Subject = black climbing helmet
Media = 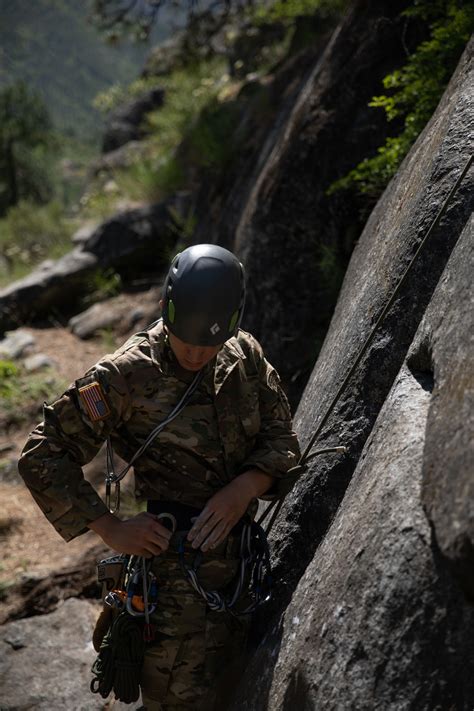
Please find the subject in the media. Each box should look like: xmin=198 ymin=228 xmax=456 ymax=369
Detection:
xmin=162 ymin=244 xmax=246 ymax=346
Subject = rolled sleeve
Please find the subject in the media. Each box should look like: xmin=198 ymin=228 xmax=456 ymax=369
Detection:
xmin=18 ymin=358 xmax=130 ymax=542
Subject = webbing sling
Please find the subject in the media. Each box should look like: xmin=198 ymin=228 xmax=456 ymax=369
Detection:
xmin=105 ymin=366 xmax=205 ymax=512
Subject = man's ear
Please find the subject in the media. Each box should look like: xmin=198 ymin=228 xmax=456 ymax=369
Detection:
xmin=159 ymin=299 xmax=163 ymax=310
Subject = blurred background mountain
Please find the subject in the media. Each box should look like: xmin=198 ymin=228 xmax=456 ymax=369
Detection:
xmin=0 ymin=0 xmax=176 ymax=142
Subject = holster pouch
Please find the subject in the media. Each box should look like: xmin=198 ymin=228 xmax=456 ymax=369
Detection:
xmin=92 ymin=554 xmax=128 ymax=653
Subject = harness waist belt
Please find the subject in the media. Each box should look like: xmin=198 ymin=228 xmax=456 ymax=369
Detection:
xmin=147 ymin=499 xmax=247 ymax=535
xmin=147 ymin=500 xmax=202 ymax=531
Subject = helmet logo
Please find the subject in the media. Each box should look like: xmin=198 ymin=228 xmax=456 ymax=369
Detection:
xmin=210 ymin=323 xmax=221 ymax=335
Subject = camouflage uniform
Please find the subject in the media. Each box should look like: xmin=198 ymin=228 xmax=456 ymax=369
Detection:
xmin=18 ymin=320 xmax=301 ymax=710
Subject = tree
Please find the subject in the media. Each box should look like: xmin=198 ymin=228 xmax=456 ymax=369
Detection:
xmin=0 ymin=81 xmax=53 ymax=216
xmin=90 ymin=0 xmax=237 ymax=41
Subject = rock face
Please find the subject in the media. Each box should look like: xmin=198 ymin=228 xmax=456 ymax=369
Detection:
xmin=193 ymin=0 xmax=427 ymax=405
xmin=0 ymin=250 xmax=98 ymax=333
xmin=0 ymin=598 xmax=101 ymax=710
xmin=102 ymin=87 xmax=165 ymax=153
xmin=229 ymin=35 xmax=473 ymax=711
xmin=237 ymin=338 xmax=474 ymax=709
xmin=418 ymin=215 xmax=474 ymax=601
xmin=0 ymin=597 xmax=141 ymax=710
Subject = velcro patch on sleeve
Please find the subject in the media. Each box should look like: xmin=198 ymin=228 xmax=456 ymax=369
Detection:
xmin=78 ymin=382 xmax=111 ymax=421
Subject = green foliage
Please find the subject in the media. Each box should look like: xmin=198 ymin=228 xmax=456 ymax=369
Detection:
xmin=88 ymin=59 xmax=234 ymax=208
xmin=93 ymin=77 xmax=158 ymax=115
xmin=0 ymin=82 xmax=54 ymax=215
xmin=86 ymin=269 xmax=123 ymax=303
xmin=0 ymin=200 xmax=74 ymax=286
xmin=329 ymin=0 xmax=474 ymax=199
xmin=0 ymin=359 xmax=67 ymax=428
xmin=186 ymin=98 xmax=243 ymax=172
xmin=0 ymin=360 xmax=21 ymax=397
xmin=317 ymin=243 xmax=345 ymax=297
xmin=113 ymin=157 xmax=185 ymax=203
xmin=167 ymin=206 xmax=197 ymax=243
xmin=0 ymin=579 xmax=13 ymax=602
xmin=253 ymin=0 xmax=347 ymax=25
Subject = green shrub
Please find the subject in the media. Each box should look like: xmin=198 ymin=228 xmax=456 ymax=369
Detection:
xmin=93 ymin=77 xmax=159 ymax=115
xmin=0 ymin=359 xmax=67 ymax=428
xmin=253 ymin=0 xmax=347 ymax=25
xmin=0 ymin=200 xmax=74 ymax=285
xmin=317 ymin=243 xmax=345 ymax=299
xmin=86 ymin=268 xmax=122 ymax=303
xmin=89 ymin=58 xmax=233 ymax=206
xmin=329 ymin=0 xmax=474 ymax=199
xmin=186 ymin=98 xmax=243 ymax=172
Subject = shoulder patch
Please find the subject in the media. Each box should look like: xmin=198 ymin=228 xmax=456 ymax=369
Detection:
xmin=78 ymin=381 xmax=111 ymax=421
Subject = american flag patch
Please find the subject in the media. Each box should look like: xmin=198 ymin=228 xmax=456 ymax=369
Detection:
xmin=78 ymin=382 xmax=111 ymax=421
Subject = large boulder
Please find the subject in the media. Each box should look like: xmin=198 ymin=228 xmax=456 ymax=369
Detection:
xmin=0 ymin=250 xmax=98 ymax=333
xmin=80 ymin=202 xmax=175 ymax=278
xmin=0 ymin=597 xmax=140 ymax=710
xmin=0 ymin=203 xmax=176 ymax=334
xmin=265 ymin=35 xmax=473 ymax=618
xmin=234 ymin=278 xmax=474 ymax=708
xmin=229 ymin=34 xmax=473 ymax=711
xmin=418 ymin=215 xmax=474 ymax=600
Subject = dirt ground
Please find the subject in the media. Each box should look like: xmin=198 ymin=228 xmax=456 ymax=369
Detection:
xmin=0 ymin=321 xmax=134 ymax=594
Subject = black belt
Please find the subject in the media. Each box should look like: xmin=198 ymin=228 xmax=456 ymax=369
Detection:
xmin=147 ymin=499 xmax=247 ymax=535
xmin=147 ymin=500 xmax=202 ymax=531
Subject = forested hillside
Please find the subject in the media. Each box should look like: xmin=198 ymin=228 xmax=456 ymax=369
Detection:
xmin=0 ymin=0 xmax=173 ymax=141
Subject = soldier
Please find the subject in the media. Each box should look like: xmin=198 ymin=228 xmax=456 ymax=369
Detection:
xmin=18 ymin=244 xmax=301 ymax=710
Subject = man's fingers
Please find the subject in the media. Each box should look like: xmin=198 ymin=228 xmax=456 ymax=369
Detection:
xmin=201 ymin=520 xmax=229 ymax=552
xmin=187 ymin=507 xmax=215 ymax=540
xmin=190 ymin=513 xmax=221 ymax=548
xmin=152 ymin=520 xmax=172 ymax=540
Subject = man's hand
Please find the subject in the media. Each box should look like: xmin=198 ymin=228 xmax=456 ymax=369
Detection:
xmin=88 ymin=511 xmax=171 ymax=558
xmin=187 ymin=469 xmax=274 ymax=552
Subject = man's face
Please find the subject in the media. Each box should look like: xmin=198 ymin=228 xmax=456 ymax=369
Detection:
xmin=167 ymin=330 xmax=222 ymax=371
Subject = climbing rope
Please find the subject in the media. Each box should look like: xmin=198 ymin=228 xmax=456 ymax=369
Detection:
xmin=90 ymin=609 xmax=146 ymax=703
xmin=259 ymin=152 xmax=474 ymax=535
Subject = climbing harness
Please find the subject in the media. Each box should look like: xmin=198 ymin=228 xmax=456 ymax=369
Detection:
xmin=178 ymin=519 xmax=272 ymax=615
xmin=105 ymin=364 xmax=205 ymax=512
xmin=258 ymin=152 xmax=474 ymax=536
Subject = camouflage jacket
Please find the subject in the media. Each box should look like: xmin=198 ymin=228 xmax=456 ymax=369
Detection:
xmin=18 ymin=321 xmax=301 ymax=542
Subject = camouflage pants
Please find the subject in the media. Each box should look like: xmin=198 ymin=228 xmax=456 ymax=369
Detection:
xmin=140 ymin=532 xmax=250 ymax=711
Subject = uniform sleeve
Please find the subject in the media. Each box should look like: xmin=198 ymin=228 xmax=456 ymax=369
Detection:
xmin=18 ymin=358 xmax=131 ymax=542
xmin=240 ymin=345 xmax=302 ymax=499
